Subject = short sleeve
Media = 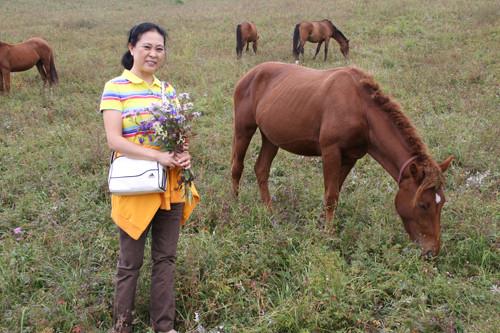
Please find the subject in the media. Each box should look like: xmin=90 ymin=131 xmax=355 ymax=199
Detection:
xmin=100 ymin=81 xmax=123 ymax=113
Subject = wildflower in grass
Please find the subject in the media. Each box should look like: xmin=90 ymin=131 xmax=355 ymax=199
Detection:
xmin=136 ymin=91 xmax=201 ymax=202
xmin=13 ymin=227 xmax=23 ymax=241
xmin=466 ymin=170 xmax=490 ymax=187
xmin=194 ymin=311 xmax=205 ymax=333
xmin=491 ymin=285 xmax=499 ymax=294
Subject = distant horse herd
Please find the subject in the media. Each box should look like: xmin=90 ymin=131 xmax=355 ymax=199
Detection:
xmin=1 ymin=19 xmax=453 ymax=257
xmin=0 ymin=19 xmax=347 ymax=93
xmin=236 ymin=19 xmax=349 ymax=61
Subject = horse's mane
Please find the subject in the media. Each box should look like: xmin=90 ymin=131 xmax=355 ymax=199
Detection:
xmin=323 ymin=19 xmax=348 ymax=41
xmin=353 ymin=67 xmax=444 ymax=193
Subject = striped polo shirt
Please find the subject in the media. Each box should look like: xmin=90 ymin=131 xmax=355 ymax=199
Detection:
xmin=99 ymin=69 xmax=179 ymax=146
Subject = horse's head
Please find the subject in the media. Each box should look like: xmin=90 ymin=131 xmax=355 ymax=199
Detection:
xmin=340 ymin=39 xmax=349 ymax=58
xmin=328 ymin=22 xmax=349 ymax=59
xmin=394 ymin=156 xmax=453 ymax=257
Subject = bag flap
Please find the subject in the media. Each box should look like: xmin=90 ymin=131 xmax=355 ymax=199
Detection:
xmin=110 ymin=156 xmax=161 ymax=178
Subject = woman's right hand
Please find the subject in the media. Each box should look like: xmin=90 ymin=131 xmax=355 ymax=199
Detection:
xmin=156 ymin=151 xmax=179 ymax=168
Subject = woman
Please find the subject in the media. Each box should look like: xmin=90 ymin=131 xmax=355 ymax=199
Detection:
xmin=100 ymin=22 xmax=199 ymax=333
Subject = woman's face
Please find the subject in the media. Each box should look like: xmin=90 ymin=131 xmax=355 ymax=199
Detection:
xmin=129 ymin=30 xmax=166 ymax=78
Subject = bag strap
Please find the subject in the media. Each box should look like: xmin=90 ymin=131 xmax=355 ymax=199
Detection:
xmin=109 ymin=151 xmax=116 ymax=164
xmin=161 ymin=81 xmax=167 ymax=104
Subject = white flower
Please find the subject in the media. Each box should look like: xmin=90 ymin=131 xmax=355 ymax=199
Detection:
xmin=182 ymin=102 xmax=194 ymax=111
xmin=465 ymin=170 xmax=490 ymax=187
xmin=490 ymin=284 xmax=500 ymax=294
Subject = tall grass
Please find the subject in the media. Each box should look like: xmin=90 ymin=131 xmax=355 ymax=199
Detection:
xmin=0 ymin=0 xmax=498 ymax=332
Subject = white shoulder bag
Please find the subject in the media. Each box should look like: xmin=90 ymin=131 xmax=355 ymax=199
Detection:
xmin=107 ymin=82 xmax=168 ymax=196
xmin=108 ymin=152 xmax=167 ymax=196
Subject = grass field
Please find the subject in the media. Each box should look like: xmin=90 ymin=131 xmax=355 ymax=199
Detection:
xmin=0 ymin=0 xmax=498 ymax=332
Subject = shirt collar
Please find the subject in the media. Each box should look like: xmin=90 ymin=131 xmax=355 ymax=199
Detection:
xmin=122 ymin=70 xmax=162 ymax=87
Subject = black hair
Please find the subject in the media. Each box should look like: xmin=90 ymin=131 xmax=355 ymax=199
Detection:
xmin=121 ymin=22 xmax=167 ymax=70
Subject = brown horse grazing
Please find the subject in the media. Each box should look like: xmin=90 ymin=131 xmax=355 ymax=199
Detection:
xmin=232 ymin=62 xmax=453 ymax=256
xmin=0 ymin=37 xmax=59 ymax=93
xmin=236 ymin=21 xmax=259 ymax=59
xmin=293 ymin=19 xmax=349 ymax=61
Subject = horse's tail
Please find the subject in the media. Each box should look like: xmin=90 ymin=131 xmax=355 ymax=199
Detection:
xmin=236 ymin=24 xmax=243 ymax=58
xmin=292 ymin=23 xmax=300 ymax=58
xmin=49 ymin=54 xmax=59 ymax=85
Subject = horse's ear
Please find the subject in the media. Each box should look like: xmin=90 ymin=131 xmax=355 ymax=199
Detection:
xmin=439 ymin=155 xmax=454 ymax=172
xmin=410 ymin=162 xmax=425 ymax=183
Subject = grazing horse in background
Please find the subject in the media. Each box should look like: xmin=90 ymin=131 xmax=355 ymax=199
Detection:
xmin=236 ymin=21 xmax=259 ymax=59
xmin=293 ymin=19 xmax=349 ymax=61
xmin=232 ymin=62 xmax=453 ymax=256
xmin=0 ymin=37 xmax=58 ymax=93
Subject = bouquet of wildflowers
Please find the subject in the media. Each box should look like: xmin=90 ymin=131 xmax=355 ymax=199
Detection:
xmin=135 ymin=92 xmax=201 ymax=202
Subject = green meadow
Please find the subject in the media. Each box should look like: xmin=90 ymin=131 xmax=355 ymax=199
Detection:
xmin=0 ymin=0 xmax=498 ymax=332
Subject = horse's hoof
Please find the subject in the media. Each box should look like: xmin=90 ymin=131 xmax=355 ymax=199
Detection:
xmin=294 ymin=60 xmax=299 ymax=65
xmin=325 ymin=227 xmax=336 ymax=236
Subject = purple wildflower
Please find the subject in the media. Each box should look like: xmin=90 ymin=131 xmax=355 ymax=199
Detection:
xmin=13 ymin=227 xmax=22 ymax=234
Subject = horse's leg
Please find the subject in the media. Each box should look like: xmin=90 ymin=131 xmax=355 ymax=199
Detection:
xmin=299 ymin=29 xmax=309 ymax=60
xmin=246 ymin=41 xmax=250 ymax=52
xmin=231 ymin=121 xmax=257 ymax=197
xmin=41 ymin=56 xmax=54 ymax=86
xmin=254 ymin=132 xmax=279 ymax=208
xmin=300 ymin=41 xmax=306 ymax=58
xmin=2 ymin=69 xmax=11 ymax=93
xmin=252 ymin=40 xmax=257 ymax=54
xmin=313 ymin=41 xmax=323 ymax=60
xmin=36 ymin=61 xmax=48 ymax=86
xmin=0 ymin=70 xmax=4 ymax=92
xmin=324 ymin=39 xmax=330 ymax=61
xmin=338 ymin=160 xmax=356 ymax=190
xmin=321 ymin=145 xmax=342 ymax=232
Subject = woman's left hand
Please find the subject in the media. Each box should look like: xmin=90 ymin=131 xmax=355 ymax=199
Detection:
xmin=175 ymin=151 xmax=191 ymax=169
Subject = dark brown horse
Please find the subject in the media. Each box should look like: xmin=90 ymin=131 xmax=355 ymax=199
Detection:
xmin=232 ymin=62 xmax=453 ymax=256
xmin=293 ymin=19 xmax=349 ymax=61
xmin=236 ymin=21 xmax=259 ymax=59
xmin=0 ymin=37 xmax=58 ymax=93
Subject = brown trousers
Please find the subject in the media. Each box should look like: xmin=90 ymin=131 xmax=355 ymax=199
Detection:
xmin=113 ymin=204 xmax=183 ymax=333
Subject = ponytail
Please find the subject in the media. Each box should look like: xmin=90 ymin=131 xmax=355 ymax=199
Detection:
xmin=121 ymin=50 xmax=134 ymax=70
